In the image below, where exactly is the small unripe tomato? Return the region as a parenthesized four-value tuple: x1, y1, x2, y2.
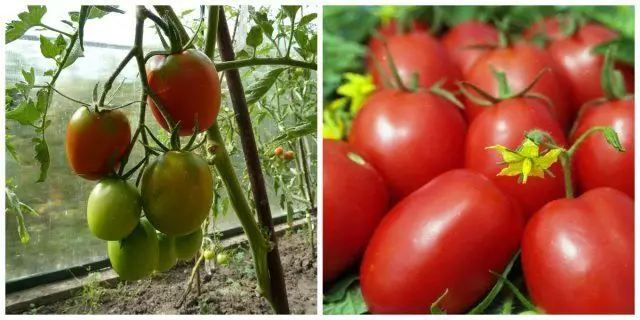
(216, 252, 229, 265)
(203, 249, 215, 260)
(274, 146, 284, 156)
(284, 151, 295, 160)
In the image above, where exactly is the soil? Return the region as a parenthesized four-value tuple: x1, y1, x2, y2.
(27, 229, 317, 315)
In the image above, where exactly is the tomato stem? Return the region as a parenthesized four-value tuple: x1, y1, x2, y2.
(215, 57, 317, 72)
(558, 154, 574, 198)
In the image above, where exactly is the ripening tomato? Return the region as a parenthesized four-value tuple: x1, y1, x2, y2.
(548, 24, 634, 110)
(65, 107, 131, 180)
(361, 169, 524, 314)
(441, 21, 499, 74)
(465, 98, 568, 218)
(323, 139, 388, 283)
(571, 99, 634, 198)
(522, 188, 634, 314)
(147, 49, 221, 136)
(367, 19, 429, 64)
(523, 16, 571, 42)
(284, 150, 295, 160)
(349, 89, 467, 202)
(367, 33, 461, 92)
(463, 43, 573, 131)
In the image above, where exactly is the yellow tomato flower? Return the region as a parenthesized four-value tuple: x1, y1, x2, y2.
(323, 109, 344, 140)
(486, 139, 562, 184)
(336, 73, 376, 114)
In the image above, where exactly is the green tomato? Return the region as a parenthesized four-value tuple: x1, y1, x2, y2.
(108, 218, 159, 280)
(156, 233, 177, 272)
(87, 178, 141, 241)
(203, 249, 215, 260)
(174, 228, 203, 260)
(216, 252, 229, 265)
(141, 151, 213, 236)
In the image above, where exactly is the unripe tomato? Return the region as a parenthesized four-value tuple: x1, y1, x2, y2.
(156, 233, 177, 272)
(146, 49, 221, 136)
(174, 228, 203, 261)
(87, 178, 141, 241)
(216, 252, 229, 265)
(108, 218, 159, 281)
(65, 107, 131, 180)
(203, 249, 215, 260)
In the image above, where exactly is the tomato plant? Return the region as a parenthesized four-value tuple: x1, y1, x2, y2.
(65, 107, 132, 180)
(323, 139, 388, 283)
(360, 169, 524, 314)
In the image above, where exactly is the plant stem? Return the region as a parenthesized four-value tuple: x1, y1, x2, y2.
(45, 85, 90, 106)
(216, 8, 290, 314)
(566, 126, 608, 156)
(216, 57, 317, 72)
(98, 48, 135, 107)
(38, 23, 73, 37)
(298, 137, 315, 206)
(285, 15, 295, 58)
(558, 154, 574, 198)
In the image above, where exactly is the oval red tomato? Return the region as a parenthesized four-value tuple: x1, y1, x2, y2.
(323, 139, 388, 283)
(464, 98, 568, 218)
(441, 21, 499, 74)
(548, 24, 635, 110)
(571, 99, 634, 198)
(360, 169, 524, 314)
(66, 107, 131, 180)
(367, 33, 461, 92)
(523, 16, 571, 42)
(147, 49, 221, 136)
(463, 43, 573, 131)
(349, 89, 467, 202)
(367, 19, 429, 65)
(522, 188, 634, 314)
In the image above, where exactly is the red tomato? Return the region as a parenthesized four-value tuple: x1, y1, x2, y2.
(548, 24, 634, 110)
(349, 89, 467, 202)
(283, 150, 295, 160)
(463, 43, 573, 131)
(66, 107, 131, 180)
(323, 140, 388, 283)
(367, 33, 461, 92)
(465, 98, 568, 218)
(571, 99, 634, 198)
(361, 169, 524, 314)
(368, 19, 429, 64)
(523, 16, 571, 42)
(273, 146, 283, 156)
(147, 49, 221, 136)
(441, 21, 499, 74)
(522, 188, 634, 314)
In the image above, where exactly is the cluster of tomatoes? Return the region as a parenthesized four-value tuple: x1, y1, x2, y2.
(273, 145, 295, 161)
(324, 15, 634, 314)
(66, 49, 224, 280)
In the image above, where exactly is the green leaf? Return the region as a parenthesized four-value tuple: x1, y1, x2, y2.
(33, 137, 50, 182)
(576, 6, 634, 38)
(78, 6, 91, 51)
(39, 35, 62, 58)
(603, 127, 625, 152)
(259, 22, 274, 39)
(282, 6, 301, 21)
(69, 6, 111, 22)
(5, 6, 47, 44)
(298, 13, 317, 27)
(323, 274, 359, 303)
(591, 37, 634, 66)
(61, 36, 84, 69)
(6, 100, 41, 125)
(246, 25, 263, 49)
(468, 251, 521, 314)
(271, 117, 317, 145)
(308, 34, 317, 54)
(323, 276, 368, 315)
(323, 33, 367, 100)
(6, 135, 20, 163)
(294, 30, 308, 49)
(430, 289, 448, 314)
(36, 89, 49, 113)
(94, 6, 125, 15)
(22, 67, 35, 86)
(245, 68, 286, 104)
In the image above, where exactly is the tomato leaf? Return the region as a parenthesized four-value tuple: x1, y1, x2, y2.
(5, 6, 47, 44)
(591, 37, 634, 66)
(32, 137, 50, 183)
(39, 35, 63, 59)
(69, 6, 111, 22)
(603, 127, 625, 152)
(94, 6, 125, 15)
(6, 135, 20, 163)
(323, 275, 368, 314)
(7, 100, 41, 125)
(78, 6, 91, 51)
(61, 35, 85, 69)
(245, 68, 286, 104)
(246, 25, 264, 49)
(298, 13, 317, 28)
(282, 6, 301, 21)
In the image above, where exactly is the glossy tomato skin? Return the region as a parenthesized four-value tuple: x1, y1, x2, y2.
(571, 99, 634, 198)
(349, 90, 467, 202)
(147, 49, 221, 136)
(548, 24, 634, 110)
(368, 33, 461, 91)
(367, 20, 429, 65)
(361, 169, 524, 314)
(141, 151, 213, 236)
(66, 107, 131, 180)
(465, 98, 568, 218)
(463, 43, 573, 131)
(523, 16, 570, 42)
(323, 139, 388, 283)
(522, 188, 634, 314)
(441, 21, 499, 74)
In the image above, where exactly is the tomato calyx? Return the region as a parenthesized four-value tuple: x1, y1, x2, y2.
(459, 68, 553, 109)
(141, 116, 206, 155)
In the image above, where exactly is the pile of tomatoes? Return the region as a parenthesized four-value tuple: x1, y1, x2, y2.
(66, 49, 222, 280)
(324, 13, 634, 314)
